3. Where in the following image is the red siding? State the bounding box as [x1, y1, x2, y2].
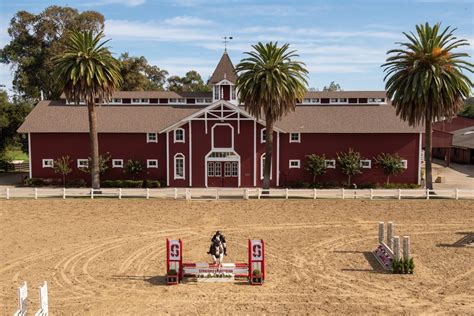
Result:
[30, 127, 420, 187]
[31, 133, 166, 184]
[279, 133, 420, 185]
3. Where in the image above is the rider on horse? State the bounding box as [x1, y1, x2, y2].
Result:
[207, 230, 227, 256]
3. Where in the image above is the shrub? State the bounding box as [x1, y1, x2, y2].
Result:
[102, 180, 122, 188]
[168, 269, 177, 276]
[53, 156, 73, 187]
[122, 180, 143, 188]
[383, 183, 419, 189]
[0, 155, 14, 171]
[24, 177, 45, 187]
[66, 179, 87, 188]
[124, 159, 143, 180]
[146, 180, 161, 188]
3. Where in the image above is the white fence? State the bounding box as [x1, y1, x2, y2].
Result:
[0, 187, 473, 200]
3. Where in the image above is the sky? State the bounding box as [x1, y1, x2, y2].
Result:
[0, 0, 473, 94]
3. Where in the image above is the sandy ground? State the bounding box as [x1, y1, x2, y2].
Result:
[0, 200, 473, 315]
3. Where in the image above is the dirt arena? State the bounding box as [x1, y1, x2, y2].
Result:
[0, 199, 473, 315]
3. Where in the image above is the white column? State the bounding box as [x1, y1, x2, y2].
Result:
[189, 121, 192, 187]
[418, 132, 422, 185]
[166, 131, 170, 186]
[276, 132, 280, 187]
[28, 133, 32, 178]
[253, 120, 256, 187]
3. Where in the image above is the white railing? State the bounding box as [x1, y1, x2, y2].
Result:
[0, 187, 473, 200]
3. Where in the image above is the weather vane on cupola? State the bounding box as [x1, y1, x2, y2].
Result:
[223, 36, 233, 52]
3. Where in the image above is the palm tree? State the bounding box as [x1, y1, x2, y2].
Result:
[383, 23, 473, 189]
[236, 42, 308, 190]
[53, 31, 122, 189]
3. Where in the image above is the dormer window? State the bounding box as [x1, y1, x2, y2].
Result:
[112, 98, 122, 104]
[214, 86, 220, 100]
[132, 98, 140, 103]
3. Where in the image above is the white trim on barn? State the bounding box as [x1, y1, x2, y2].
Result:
[174, 153, 185, 180]
[189, 121, 192, 186]
[211, 123, 235, 150]
[166, 131, 170, 185]
[418, 132, 422, 185]
[28, 133, 32, 178]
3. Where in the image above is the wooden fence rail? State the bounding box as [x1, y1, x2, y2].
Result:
[0, 187, 473, 200]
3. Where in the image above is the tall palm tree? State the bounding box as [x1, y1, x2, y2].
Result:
[383, 23, 472, 189]
[53, 31, 122, 189]
[236, 42, 308, 190]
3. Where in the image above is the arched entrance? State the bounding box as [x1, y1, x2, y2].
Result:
[205, 150, 240, 187]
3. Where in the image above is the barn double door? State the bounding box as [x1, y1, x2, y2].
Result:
[207, 161, 238, 187]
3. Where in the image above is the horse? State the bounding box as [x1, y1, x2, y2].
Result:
[209, 240, 225, 265]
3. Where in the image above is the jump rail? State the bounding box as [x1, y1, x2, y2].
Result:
[1, 187, 473, 200]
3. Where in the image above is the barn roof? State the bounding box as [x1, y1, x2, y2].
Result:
[451, 126, 474, 149]
[18, 97, 422, 134]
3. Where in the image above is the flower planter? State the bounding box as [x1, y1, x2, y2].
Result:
[251, 275, 263, 285]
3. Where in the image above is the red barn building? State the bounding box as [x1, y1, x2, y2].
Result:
[18, 52, 423, 187]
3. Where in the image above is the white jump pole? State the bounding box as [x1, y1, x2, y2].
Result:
[387, 222, 393, 249]
[392, 236, 401, 261]
[378, 222, 384, 244]
[403, 236, 411, 260]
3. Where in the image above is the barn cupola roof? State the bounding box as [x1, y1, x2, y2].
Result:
[208, 52, 237, 84]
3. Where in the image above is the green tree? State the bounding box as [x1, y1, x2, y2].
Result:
[374, 153, 405, 184]
[119, 53, 168, 91]
[0, 6, 104, 100]
[167, 71, 211, 92]
[0, 91, 32, 154]
[53, 155, 72, 187]
[305, 154, 327, 184]
[383, 23, 473, 189]
[79, 153, 111, 176]
[124, 159, 143, 180]
[459, 97, 474, 119]
[236, 42, 308, 189]
[323, 81, 342, 91]
[53, 31, 122, 189]
[337, 148, 362, 186]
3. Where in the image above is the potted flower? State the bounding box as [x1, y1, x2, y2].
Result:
[167, 269, 179, 285]
[251, 269, 263, 285]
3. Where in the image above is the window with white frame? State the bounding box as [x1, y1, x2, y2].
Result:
[111, 98, 122, 104]
[132, 98, 140, 103]
[290, 133, 300, 143]
[311, 98, 320, 103]
[231, 86, 236, 100]
[368, 97, 386, 103]
[42, 159, 53, 168]
[232, 161, 238, 176]
[330, 98, 338, 103]
[360, 159, 372, 169]
[141, 98, 149, 104]
[147, 132, 158, 143]
[401, 159, 408, 169]
[174, 154, 185, 179]
[289, 159, 300, 169]
[224, 162, 232, 177]
[325, 159, 336, 169]
[174, 128, 185, 143]
[260, 154, 272, 179]
[303, 98, 311, 103]
[215, 162, 222, 176]
[112, 159, 123, 168]
[339, 98, 348, 103]
[260, 128, 266, 143]
[77, 159, 89, 168]
[147, 159, 158, 168]
[208, 162, 215, 176]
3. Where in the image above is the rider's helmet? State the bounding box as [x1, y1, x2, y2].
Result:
[216, 230, 221, 235]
